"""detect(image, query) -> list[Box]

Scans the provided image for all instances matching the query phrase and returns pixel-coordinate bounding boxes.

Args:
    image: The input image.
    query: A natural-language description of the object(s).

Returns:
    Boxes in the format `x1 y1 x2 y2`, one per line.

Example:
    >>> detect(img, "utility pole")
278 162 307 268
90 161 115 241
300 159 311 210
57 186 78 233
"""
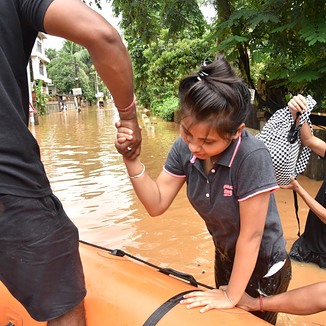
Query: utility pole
73 56 81 112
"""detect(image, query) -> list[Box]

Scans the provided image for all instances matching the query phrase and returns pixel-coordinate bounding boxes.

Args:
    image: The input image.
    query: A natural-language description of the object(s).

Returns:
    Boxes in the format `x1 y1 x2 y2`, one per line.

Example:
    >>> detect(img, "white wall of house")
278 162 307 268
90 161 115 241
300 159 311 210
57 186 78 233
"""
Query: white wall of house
27 32 52 102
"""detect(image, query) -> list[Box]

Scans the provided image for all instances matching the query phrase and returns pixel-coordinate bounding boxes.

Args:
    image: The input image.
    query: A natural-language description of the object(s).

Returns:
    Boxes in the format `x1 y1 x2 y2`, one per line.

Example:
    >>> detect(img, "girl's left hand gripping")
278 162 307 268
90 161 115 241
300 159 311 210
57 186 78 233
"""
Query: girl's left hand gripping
179 289 235 313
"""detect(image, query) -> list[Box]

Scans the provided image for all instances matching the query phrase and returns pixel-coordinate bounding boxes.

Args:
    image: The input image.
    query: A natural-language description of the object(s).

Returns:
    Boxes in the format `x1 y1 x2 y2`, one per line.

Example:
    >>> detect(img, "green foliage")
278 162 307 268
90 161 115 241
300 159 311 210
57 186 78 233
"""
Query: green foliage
141 34 214 106
110 0 212 118
209 0 325 110
47 0 326 118
151 96 179 121
47 53 76 94
161 0 207 38
111 0 161 44
83 0 102 9
299 19 326 46
47 40 99 104
45 48 58 60
215 35 248 51
34 80 48 116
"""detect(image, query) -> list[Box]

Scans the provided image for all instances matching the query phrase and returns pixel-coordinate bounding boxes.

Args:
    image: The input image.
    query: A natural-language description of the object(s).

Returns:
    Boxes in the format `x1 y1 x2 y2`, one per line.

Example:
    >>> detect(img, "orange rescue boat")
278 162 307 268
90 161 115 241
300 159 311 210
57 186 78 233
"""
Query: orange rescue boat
0 241 268 325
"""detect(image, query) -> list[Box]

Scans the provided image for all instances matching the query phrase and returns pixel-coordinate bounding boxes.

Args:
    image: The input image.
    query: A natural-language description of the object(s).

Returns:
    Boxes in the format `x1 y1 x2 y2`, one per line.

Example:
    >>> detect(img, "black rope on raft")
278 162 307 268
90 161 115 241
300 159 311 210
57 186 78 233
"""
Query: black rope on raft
79 240 214 290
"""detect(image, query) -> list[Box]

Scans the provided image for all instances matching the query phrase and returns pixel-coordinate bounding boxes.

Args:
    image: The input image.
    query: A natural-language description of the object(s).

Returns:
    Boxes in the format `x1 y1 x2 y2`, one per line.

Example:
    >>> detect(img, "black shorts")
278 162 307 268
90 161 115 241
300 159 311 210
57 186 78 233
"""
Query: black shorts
0 193 86 321
290 234 326 268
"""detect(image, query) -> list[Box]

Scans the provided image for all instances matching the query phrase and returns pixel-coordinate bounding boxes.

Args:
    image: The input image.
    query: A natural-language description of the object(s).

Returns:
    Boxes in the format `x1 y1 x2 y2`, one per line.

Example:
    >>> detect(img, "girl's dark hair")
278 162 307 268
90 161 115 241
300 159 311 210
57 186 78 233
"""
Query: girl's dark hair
178 56 251 139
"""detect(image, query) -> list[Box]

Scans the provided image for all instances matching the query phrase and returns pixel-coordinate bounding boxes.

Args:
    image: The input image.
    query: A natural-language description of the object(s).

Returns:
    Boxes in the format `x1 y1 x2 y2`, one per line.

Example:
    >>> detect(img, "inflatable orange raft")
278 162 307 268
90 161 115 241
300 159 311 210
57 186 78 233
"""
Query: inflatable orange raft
0 241 268 325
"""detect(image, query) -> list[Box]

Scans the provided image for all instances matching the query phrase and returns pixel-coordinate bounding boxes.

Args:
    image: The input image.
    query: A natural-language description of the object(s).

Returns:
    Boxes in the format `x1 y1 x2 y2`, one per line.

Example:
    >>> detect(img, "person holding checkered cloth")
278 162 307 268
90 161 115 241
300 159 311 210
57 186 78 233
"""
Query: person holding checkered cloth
282 95 326 268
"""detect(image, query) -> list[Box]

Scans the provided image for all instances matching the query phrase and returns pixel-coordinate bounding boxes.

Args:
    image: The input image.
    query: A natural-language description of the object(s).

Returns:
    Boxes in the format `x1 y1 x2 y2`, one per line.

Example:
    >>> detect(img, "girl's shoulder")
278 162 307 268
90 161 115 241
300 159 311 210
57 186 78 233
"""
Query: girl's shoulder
241 128 269 151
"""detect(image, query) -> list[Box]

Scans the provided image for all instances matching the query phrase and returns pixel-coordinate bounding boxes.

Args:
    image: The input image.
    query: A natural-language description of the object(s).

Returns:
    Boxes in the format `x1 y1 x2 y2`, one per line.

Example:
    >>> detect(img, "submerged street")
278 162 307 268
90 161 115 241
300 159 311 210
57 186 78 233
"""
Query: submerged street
31 106 326 325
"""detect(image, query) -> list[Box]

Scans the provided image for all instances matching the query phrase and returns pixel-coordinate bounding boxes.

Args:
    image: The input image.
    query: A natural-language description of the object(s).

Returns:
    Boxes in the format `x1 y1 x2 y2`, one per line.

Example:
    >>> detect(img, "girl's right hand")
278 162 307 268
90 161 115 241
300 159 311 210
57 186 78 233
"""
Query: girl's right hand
115 121 142 159
115 120 134 144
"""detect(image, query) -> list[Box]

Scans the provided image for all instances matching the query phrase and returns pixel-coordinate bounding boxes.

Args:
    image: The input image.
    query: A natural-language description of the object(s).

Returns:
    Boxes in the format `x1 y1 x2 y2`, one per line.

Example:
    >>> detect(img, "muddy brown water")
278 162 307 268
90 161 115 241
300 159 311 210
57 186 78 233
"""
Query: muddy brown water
30 106 325 325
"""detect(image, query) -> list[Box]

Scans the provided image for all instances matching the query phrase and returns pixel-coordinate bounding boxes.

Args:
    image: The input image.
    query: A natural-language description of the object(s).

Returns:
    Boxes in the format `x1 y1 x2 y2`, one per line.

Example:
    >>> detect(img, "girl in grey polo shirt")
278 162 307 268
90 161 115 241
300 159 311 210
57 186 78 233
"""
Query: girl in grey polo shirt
116 57 291 325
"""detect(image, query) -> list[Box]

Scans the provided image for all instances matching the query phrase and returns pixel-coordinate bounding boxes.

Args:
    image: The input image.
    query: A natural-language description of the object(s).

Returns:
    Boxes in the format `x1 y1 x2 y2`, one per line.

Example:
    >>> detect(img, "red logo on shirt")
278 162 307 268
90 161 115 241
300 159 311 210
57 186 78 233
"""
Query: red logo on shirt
223 184 233 197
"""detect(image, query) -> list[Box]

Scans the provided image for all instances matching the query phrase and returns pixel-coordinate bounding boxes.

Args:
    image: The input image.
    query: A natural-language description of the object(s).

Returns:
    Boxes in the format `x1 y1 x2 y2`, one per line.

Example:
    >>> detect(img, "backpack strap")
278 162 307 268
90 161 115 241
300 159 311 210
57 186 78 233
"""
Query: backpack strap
290 96 316 237
293 189 301 237
287 112 301 144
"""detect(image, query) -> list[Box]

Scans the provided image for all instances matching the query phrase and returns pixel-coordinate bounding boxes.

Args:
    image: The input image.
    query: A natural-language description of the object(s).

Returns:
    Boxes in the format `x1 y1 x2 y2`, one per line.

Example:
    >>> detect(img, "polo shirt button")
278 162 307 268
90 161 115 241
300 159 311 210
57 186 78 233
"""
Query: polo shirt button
211 169 216 173
206 193 210 198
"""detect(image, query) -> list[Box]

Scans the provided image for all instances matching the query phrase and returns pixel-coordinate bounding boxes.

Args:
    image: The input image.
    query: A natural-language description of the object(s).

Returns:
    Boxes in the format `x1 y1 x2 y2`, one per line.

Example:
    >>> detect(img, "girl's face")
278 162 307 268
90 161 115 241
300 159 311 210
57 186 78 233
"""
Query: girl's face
180 116 242 160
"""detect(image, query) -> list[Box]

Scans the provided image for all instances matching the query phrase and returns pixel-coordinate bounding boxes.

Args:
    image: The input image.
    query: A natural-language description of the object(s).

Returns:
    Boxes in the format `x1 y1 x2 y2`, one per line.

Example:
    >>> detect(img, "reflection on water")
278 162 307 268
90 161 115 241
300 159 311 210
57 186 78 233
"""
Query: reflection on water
30 106 325 325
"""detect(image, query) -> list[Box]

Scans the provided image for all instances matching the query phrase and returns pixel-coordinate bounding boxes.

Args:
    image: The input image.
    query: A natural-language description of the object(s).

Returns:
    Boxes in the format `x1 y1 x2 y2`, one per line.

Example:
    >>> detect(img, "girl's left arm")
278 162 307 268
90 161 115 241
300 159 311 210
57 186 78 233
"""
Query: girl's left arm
180 191 269 312
226 192 269 304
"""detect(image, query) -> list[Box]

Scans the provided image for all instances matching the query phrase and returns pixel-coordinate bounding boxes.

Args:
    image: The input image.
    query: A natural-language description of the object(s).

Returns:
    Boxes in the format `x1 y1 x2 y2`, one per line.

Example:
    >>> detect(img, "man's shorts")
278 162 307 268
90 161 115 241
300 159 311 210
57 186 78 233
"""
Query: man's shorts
0 193 86 321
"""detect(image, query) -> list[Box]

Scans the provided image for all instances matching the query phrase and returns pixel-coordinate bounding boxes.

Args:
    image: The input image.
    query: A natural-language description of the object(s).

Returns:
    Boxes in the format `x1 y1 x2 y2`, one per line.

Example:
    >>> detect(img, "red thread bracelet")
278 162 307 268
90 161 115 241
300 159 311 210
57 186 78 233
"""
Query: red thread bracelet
259 295 264 312
116 94 136 113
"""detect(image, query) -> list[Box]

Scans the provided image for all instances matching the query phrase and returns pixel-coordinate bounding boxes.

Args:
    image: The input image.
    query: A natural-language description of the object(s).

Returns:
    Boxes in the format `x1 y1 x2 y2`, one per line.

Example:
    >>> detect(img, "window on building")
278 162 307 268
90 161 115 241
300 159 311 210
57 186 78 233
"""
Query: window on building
37 40 42 53
39 62 44 76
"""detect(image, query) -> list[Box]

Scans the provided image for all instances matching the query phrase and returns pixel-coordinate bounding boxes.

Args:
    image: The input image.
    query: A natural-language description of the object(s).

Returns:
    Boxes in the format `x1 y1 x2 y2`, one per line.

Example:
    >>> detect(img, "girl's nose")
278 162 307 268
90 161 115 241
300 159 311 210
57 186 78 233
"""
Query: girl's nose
188 142 201 153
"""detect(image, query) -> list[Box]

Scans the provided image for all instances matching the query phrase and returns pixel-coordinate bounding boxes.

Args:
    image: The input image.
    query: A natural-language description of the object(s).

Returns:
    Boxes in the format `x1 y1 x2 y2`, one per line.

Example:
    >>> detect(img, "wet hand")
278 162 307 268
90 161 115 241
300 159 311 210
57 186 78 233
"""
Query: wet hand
180 289 235 313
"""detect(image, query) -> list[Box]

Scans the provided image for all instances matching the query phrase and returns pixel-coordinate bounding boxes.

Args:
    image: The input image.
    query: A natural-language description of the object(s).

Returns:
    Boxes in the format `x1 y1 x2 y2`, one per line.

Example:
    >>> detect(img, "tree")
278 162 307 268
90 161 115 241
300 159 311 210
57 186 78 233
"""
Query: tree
209 0 325 111
144 32 214 120
45 48 58 61
67 1 325 116
110 0 211 119
34 80 48 116
47 40 99 104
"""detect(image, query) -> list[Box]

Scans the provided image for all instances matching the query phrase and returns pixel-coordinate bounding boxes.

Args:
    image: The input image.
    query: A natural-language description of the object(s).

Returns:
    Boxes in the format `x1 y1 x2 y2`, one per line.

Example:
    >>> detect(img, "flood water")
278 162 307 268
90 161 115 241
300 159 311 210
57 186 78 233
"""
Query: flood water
30 105 325 325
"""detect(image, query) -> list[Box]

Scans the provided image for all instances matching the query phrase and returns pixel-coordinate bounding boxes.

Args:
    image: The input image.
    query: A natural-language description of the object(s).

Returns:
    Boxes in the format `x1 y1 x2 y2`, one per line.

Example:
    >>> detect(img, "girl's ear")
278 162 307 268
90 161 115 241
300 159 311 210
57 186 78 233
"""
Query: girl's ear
231 123 245 140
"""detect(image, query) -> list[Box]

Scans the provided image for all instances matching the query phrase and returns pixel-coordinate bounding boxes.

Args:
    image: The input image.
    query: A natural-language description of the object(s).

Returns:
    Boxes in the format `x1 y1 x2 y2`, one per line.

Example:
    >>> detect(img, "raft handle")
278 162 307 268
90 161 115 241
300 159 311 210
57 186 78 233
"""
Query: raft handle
110 249 125 257
158 267 198 287
110 250 198 286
